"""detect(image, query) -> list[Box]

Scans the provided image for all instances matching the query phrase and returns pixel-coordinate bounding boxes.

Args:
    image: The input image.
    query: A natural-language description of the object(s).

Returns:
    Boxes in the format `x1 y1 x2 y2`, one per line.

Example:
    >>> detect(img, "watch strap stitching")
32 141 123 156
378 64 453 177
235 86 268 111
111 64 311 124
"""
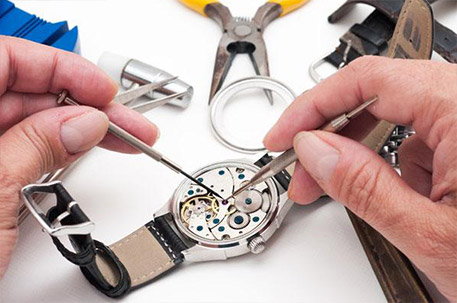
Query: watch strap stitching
153 214 188 262
146 221 178 261
131 259 173 284
374 123 395 152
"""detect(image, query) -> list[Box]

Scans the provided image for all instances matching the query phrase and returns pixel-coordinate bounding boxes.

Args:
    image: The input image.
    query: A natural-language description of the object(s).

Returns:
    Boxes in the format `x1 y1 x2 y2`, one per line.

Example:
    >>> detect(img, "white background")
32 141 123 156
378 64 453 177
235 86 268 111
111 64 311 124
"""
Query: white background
1 0 456 302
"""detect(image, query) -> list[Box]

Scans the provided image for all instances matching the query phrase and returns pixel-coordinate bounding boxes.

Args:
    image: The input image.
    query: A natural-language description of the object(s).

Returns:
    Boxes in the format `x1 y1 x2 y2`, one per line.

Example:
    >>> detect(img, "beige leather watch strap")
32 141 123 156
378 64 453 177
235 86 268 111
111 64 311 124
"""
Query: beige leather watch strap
95 225 176 288
360 0 433 152
73 214 188 297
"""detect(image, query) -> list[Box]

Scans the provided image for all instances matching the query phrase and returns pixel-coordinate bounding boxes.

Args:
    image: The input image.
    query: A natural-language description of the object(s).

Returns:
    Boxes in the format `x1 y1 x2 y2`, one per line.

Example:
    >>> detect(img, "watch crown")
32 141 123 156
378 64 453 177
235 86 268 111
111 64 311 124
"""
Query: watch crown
248 236 265 254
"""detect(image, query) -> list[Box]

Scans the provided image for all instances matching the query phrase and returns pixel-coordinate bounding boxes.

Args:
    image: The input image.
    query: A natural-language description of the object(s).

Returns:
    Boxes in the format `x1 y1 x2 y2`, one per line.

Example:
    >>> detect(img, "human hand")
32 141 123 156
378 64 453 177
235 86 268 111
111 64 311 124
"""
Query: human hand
0 37 159 279
264 57 457 301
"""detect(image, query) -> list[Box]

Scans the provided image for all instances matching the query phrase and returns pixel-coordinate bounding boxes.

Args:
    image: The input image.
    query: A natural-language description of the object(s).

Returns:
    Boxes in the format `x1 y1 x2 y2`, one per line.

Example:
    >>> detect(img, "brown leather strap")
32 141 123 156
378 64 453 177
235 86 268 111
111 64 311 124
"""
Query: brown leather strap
347 213 433 303
348 1 435 302
361 0 433 152
325 0 456 67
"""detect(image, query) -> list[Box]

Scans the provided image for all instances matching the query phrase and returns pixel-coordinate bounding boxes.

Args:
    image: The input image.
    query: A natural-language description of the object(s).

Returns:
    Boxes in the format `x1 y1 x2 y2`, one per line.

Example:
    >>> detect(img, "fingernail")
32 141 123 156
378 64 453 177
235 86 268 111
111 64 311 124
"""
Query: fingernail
294 132 340 183
61 111 109 154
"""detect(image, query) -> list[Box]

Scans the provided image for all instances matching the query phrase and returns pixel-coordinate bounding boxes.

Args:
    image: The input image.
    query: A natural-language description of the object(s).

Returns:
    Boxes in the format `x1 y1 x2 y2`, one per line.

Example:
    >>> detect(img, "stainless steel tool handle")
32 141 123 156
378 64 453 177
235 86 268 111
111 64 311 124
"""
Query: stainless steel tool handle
269 148 297 175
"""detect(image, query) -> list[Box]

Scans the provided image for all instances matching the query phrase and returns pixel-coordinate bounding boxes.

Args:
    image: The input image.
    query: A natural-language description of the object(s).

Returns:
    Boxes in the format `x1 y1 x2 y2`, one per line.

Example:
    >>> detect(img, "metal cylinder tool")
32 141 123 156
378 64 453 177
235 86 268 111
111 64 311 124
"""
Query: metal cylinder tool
98 52 193 109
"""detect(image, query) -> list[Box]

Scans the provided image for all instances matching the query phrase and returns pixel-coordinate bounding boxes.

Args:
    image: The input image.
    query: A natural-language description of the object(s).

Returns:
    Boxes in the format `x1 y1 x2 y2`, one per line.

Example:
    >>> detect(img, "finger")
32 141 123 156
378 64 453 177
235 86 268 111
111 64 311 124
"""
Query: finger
0 92 159 153
0 106 108 191
429 126 457 205
264 57 457 151
292 130 447 253
292 130 457 300
98 102 160 153
0 36 117 106
0 106 109 277
0 92 57 131
398 135 433 197
288 162 323 204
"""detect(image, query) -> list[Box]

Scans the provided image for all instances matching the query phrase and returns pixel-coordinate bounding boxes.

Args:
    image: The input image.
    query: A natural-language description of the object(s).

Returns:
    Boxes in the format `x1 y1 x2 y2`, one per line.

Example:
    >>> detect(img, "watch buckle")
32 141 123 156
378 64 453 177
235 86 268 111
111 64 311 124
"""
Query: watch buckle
21 181 95 237
308 55 329 83
309 41 353 84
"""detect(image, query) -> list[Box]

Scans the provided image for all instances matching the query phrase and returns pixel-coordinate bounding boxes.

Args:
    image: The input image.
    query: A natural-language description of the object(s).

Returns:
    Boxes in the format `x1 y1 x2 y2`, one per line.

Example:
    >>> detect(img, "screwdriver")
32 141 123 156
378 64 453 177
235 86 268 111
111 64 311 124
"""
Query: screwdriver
227 97 378 200
56 86 223 199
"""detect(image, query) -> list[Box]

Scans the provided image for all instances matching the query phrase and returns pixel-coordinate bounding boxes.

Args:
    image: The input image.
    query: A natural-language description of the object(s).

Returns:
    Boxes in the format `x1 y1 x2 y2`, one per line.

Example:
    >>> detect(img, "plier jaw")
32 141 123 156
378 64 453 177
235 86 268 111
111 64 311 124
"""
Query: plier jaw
206 2 283 105
178 0 309 104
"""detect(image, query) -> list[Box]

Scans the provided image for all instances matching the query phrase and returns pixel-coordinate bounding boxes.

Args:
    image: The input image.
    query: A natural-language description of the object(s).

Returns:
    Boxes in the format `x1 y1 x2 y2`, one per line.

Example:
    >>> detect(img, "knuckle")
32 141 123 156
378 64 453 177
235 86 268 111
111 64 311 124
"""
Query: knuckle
344 56 388 99
346 56 382 78
337 160 383 223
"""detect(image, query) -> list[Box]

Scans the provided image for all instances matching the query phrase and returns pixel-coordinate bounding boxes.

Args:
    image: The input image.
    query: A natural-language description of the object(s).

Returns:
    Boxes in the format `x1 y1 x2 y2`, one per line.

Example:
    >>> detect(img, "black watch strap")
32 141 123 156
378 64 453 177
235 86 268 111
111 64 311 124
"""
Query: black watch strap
323 0 456 69
25 182 187 298
22 154 289 298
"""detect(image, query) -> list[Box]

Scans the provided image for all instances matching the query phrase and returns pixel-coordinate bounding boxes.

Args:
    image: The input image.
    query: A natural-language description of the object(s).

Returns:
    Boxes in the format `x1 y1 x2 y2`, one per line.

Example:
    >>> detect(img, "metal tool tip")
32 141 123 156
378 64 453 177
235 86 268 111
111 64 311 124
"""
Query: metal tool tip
347 97 378 118
56 90 69 104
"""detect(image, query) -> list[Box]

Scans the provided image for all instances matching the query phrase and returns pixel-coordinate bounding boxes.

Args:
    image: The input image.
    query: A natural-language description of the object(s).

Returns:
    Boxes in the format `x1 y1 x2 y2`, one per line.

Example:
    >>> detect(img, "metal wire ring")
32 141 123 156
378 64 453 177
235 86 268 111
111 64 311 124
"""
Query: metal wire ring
210 76 296 153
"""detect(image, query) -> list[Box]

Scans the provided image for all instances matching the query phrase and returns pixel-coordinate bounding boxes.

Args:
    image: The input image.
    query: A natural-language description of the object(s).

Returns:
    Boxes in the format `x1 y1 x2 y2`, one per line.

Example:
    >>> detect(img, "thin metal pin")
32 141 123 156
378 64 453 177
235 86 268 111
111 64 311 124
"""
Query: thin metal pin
56 90 223 199
113 77 178 105
225 97 378 200
130 91 187 112
347 97 378 119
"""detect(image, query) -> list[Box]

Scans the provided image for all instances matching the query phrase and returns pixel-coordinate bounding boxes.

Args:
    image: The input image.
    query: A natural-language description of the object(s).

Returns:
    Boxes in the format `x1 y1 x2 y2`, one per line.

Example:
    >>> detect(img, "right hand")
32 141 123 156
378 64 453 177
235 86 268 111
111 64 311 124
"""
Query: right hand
264 57 457 301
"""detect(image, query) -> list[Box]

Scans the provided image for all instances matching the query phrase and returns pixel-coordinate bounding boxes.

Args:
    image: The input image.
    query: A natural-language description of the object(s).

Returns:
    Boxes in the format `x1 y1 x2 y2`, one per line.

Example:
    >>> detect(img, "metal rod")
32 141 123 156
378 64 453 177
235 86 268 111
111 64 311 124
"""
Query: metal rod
113 77 178 105
130 91 187 112
19 83 191 225
227 97 378 200
57 91 223 199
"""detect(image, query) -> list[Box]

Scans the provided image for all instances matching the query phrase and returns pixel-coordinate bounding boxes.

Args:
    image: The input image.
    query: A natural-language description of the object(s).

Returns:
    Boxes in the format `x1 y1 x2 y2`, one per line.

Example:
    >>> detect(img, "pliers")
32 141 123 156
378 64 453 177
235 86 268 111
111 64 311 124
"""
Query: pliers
179 0 309 104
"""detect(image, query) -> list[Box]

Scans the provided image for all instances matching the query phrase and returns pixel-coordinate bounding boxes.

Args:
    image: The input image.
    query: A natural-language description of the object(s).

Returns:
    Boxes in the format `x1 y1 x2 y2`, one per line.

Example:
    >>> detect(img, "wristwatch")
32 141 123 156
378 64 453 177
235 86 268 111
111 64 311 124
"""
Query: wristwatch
22 154 293 297
21 0 436 300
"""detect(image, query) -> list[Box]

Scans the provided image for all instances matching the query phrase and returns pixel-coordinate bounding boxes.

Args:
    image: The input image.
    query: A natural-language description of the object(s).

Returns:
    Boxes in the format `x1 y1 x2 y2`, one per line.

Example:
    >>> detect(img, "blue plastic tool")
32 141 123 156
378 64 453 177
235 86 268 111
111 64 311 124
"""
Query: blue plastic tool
0 0 80 53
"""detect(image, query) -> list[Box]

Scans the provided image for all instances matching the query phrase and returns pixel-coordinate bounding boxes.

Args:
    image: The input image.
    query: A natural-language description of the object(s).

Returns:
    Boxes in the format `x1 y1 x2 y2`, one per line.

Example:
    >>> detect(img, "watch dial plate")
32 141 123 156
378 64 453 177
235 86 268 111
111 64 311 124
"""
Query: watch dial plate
173 162 278 245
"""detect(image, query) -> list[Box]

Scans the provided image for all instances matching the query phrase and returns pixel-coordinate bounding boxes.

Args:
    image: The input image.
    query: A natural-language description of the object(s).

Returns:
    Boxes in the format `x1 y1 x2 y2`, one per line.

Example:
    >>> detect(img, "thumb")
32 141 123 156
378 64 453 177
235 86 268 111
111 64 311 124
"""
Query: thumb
0 105 109 220
0 106 108 277
293 130 437 252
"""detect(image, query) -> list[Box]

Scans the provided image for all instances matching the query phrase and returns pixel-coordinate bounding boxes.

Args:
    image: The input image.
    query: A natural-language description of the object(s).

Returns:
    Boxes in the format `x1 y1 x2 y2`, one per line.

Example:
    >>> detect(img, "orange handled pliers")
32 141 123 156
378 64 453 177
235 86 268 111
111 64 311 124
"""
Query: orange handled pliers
179 0 309 104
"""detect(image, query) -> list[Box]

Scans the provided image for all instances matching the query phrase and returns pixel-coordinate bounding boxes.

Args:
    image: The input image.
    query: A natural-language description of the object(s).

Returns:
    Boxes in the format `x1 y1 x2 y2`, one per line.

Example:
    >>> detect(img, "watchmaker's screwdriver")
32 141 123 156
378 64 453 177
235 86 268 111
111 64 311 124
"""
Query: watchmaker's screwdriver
56 87 223 199
228 97 378 199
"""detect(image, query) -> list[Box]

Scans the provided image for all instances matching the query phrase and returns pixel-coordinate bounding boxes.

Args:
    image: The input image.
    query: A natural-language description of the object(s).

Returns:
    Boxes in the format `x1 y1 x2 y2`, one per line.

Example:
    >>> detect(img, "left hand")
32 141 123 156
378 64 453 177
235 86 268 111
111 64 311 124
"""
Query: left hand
0 36 159 279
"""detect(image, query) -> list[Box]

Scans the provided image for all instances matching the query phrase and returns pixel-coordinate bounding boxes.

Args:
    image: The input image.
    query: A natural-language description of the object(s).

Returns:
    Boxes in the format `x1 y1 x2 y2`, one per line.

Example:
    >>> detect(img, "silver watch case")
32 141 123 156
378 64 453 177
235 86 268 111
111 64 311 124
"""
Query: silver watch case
154 157 293 262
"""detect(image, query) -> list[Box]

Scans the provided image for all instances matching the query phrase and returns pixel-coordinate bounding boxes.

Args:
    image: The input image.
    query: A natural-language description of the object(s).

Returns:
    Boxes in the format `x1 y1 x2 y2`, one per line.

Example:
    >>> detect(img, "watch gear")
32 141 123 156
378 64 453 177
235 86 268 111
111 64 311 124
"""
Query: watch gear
174 162 278 244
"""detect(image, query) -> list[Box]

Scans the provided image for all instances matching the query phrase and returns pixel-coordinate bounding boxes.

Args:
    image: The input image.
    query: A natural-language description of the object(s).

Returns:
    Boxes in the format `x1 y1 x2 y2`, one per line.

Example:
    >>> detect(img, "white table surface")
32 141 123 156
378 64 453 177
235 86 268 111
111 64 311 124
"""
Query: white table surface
1 0 455 302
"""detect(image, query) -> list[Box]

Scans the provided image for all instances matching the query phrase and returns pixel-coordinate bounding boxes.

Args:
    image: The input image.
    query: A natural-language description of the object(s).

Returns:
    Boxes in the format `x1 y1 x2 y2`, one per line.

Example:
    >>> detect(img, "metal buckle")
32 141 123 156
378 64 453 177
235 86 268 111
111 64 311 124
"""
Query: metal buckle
21 181 95 237
308 41 353 84
308 56 329 83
